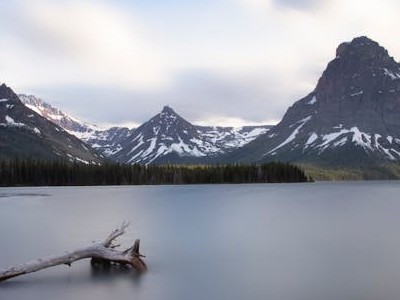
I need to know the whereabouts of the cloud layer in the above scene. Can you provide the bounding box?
[1,0,400,126]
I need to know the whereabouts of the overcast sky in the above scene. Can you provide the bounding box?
[1,0,400,128]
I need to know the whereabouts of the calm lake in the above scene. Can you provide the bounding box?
[1,182,400,300]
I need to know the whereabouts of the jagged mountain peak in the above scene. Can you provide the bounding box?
[0,84,22,104]
[156,105,186,126]
[144,105,193,135]
[19,94,61,114]
[161,105,176,115]
[320,36,397,86]
[19,94,99,134]
[336,36,387,58]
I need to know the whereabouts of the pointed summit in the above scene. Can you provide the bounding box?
[161,105,175,114]
[336,36,386,59]
[321,36,397,83]
[111,105,203,164]
[0,84,22,104]
[159,105,181,121]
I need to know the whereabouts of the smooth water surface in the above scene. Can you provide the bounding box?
[1,182,400,300]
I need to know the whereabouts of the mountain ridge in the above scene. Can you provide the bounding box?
[94,105,272,164]
[19,94,133,157]
[20,98,271,164]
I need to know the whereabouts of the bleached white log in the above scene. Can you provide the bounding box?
[0,222,147,282]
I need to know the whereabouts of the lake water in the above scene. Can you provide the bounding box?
[1,182,400,300]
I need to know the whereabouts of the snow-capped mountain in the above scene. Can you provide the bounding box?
[227,36,400,167]
[19,94,132,157]
[111,106,271,164]
[84,126,132,157]
[20,96,271,164]
[0,84,103,163]
[19,94,98,134]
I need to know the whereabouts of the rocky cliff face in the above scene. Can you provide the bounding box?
[227,36,400,166]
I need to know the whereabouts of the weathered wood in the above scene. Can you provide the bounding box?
[0,223,147,282]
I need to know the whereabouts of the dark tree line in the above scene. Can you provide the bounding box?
[0,160,310,186]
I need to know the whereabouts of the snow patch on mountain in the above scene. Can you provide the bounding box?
[307,96,317,105]
[199,126,269,149]
[305,133,318,146]
[125,124,270,164]
[170,137,206,157]
[298,126,400,160]
[350,91,364,97]
[24,104,42,115]
[0,115,43,137]
[382,68,400,80]
[266,116,312,155]
[5,115,26,127]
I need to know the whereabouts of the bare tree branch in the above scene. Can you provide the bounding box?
[0,223,146,282]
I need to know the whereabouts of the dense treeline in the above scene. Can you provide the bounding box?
[0,160,310,186]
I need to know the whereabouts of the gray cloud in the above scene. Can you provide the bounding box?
[164,70,297,124]
[4,0,400,128]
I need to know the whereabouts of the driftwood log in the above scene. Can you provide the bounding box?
[0,222,147,282]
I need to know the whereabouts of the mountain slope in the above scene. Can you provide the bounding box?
[227,36,400,169]
[19,94,131,157]
[111,106,270,164]
[19,94,98,134]
[0,84,103,163]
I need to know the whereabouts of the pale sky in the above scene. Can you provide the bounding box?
[1,0,400,127]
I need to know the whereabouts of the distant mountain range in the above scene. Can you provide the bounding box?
[5,36,400,178]
[18,95,270,164]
